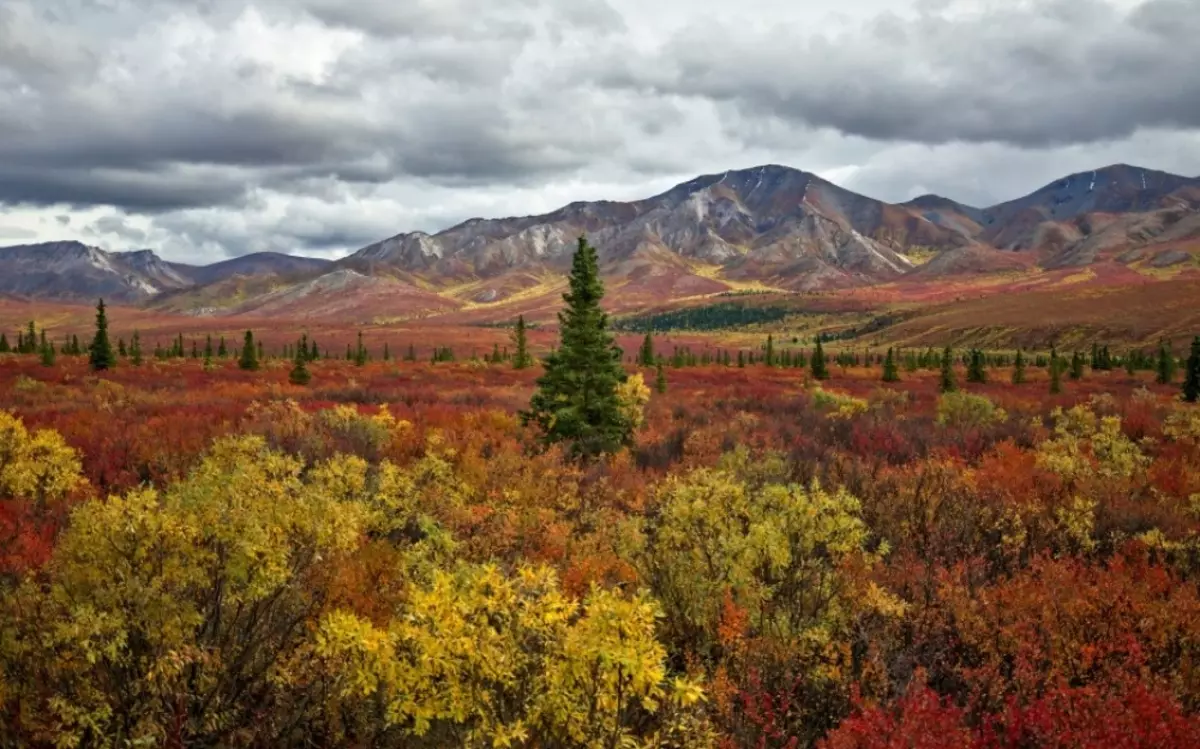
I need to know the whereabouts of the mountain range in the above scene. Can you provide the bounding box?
[3,163,1198,321]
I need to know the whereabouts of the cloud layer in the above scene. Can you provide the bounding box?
[1,0,1198,262]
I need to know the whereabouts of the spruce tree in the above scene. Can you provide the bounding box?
[765,334,776,367]
[1049,348,1063,394]
[354,332,368,366]
[0,333,7,354]
[965,349,986,384]
[1012,350,1027,384]
[939,346,958,393]
[1069,351,1085,380]
[1183,336,1200,404]
[404,343,416,362]
[654,360,667,394]
[239,331,260,371]
[811,338,829,381]
[23,321,36,354]
[639,332,655,367]
[204,335,214,360]
[130,330,143,366]
[882,347,900,383]
[1157,340,1176,385]
[512,315,532,369]
[40,338,56,367]
[88,299,115,372]
[522,236,630,459]
[289,346,312,386]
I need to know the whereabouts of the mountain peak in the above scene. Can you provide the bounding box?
[905,194,980,211]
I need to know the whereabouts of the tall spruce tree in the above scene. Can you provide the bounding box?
[1157,340,1176,385]
[1012,349,1027,384]
[23,321,36,354]
[639,332,655,367]
[130,330,143,366]
[354,332,368,366]
[512,315,532,370]
[238,331,260,371]
[811,338,829,381]
[40,337,56,367]
[1183,336,1200,404]
[654,360,667,394]
[1069,351,1085,380]
[88,299,115,372]
[939,346,958,393]
[967,349,987,384]
[882,347,900,383]
[522,237,630,459]
[1049,348,1063,394]
[289,345,312,386]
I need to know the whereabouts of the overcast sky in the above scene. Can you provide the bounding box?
[1,0,1198,263]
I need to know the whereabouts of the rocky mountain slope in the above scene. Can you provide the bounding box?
[978,165,1200,252]
[0,243,332,303]
[4,164,1198,317]
[342,165,975,296]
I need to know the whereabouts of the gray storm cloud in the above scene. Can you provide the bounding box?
[0,0,1198,262]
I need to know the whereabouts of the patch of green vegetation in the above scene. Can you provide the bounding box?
[820,313,907,341]
[613,302,793,332]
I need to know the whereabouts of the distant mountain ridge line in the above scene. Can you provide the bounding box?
[2,162,1199,312]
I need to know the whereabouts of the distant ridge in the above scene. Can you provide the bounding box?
[4,163,1198,311]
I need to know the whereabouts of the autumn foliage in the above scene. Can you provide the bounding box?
[2,339,1200,746]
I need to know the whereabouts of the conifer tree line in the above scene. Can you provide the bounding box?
[4,298,1200,404]
[4,317,1190,382]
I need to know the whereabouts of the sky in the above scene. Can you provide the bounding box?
[1,0,1198,263]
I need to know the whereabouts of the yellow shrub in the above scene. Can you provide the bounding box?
[811,387,869,420]
[935,392,1007,429]
[617,373,652,429]
[0,410,84,503]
